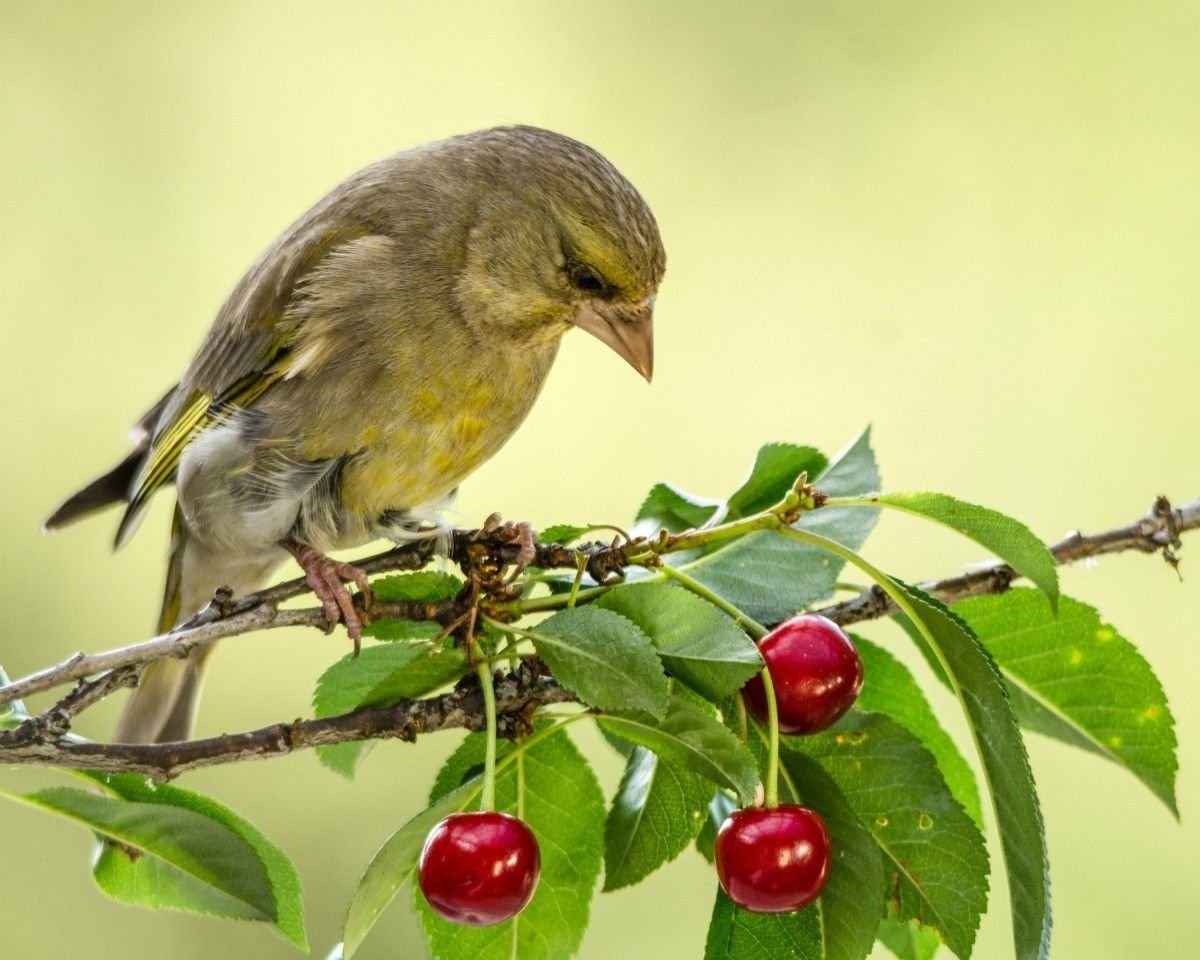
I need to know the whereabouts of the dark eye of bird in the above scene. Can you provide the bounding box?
[568,261,607,295]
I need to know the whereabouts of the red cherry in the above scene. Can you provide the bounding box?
[714,805,831,913]
[418,811,541,925]
[743,614,863,734]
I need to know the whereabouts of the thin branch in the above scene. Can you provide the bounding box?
[0,661,573,780]
[0,496,1194,779]
[821,494,1197,626]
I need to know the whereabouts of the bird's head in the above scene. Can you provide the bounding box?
[452,126,665,381]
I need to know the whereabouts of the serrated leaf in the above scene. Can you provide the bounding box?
[603,745,711,891]
[893,582,1050,960]
[796,712,988,960]
[869,493,1058,609]
[370,571,463,603]
[596,692,760,803]
[877,917,942,960]
[695,790,736,864]
[677,428,881,623]
[417,726,605,960]
[81,772,307,949]
[636,482,722,533]
[852,636,982,826]
[313,641,468,776]
[342,780,477,957]
[595,582,763,701]
[538,524,592,544]
[704,887,822,960]
[778,749,886,960]
[2,786,279,925]
[956,588,1178,815]
[723,443,829,520]
[530,606,669,718]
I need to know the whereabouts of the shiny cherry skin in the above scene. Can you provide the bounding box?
[418,811,541,925]
[715,805,831,913]
[743,614,864,734]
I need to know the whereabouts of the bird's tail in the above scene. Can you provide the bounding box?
[113,506,281,744]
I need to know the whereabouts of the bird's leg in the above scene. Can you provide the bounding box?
[475,513,538,583]
[282,539,372,650]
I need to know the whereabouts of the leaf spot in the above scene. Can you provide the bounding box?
[1068,648,1085,666]
[1096,627,1115,642]
[875,815,889,828]
[917,813,934,831]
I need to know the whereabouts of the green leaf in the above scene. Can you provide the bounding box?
[417,725,605,960]
[778,749,886,960]
[530,606,669,718]
[677,428,881,623]
[868,493,1059,609]
[704,888,822,960]
[342,780,477,957]
[595,582,763,701]
[695,791,736,864]
[956,588,1178,815]
[797,712,989,960]
[852,636,982,826]
[636,482,721,532]
[893,583,1050,960]
[877,918,942,960]
[2,786,281,927]
[362,619,443,642]
[81,772,306,949]
[538,523,592,544]
[677,531,847,627]
[723,443,829,520]
[369,570,463,603]
[603,745,711,891]
[313,641,468,776]
[597,692,761,803]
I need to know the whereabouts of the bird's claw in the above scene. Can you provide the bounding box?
[283,540,372,653]
[475,515,538,584]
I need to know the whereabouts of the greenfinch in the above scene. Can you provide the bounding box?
[46,125,665,744]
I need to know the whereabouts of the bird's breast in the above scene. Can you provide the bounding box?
[337,353,549,527]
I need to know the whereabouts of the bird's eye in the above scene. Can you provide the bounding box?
[568,261,607,295]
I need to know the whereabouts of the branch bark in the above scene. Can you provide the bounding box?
[0,496,1194,779]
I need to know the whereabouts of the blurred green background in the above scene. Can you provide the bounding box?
[2,2,1197,957]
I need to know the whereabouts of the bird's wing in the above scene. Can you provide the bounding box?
[115,219,371,546]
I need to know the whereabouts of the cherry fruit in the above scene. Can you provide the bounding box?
[743,613,863,734]
[418,811,541,925]
[715,805,831,913]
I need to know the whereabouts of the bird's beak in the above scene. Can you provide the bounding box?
[570,296,655,382]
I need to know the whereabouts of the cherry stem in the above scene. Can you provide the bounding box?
[760,664,781,808]
[475,656,498,812]
[567,554,587,608]
[734,691,749,745]
[656,564,769,639]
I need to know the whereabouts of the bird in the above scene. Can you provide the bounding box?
[45,125,665,745]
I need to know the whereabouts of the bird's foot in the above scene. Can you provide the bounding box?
[476,513,538,584]
[283,539,372,652]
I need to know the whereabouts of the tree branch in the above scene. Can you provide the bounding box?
[0,496,1194,779]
